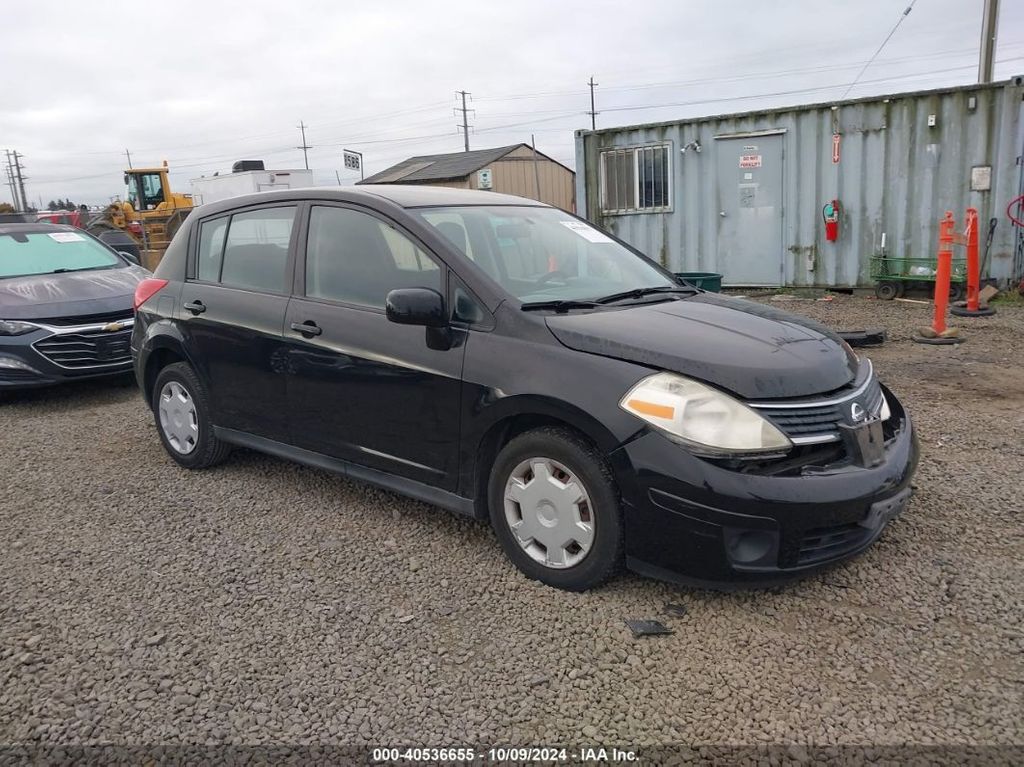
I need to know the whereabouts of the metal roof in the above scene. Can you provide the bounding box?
[359,144,529,184]
[575,76,1024,137]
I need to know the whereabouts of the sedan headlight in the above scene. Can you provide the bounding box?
[620,372,792,456]
[0,320,38,336]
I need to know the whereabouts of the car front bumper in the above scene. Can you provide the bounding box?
[611,388,919,588]
[0,328,134,390]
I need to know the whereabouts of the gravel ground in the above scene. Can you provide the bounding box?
[1,295,1022,752]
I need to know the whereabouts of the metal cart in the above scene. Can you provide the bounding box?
[869,256,967,301]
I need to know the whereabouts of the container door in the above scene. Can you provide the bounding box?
[714,134,784,286]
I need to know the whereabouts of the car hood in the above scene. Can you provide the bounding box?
[545,293,858,399]
[0,266,148,320]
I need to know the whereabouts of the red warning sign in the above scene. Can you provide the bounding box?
[739,154,762,168]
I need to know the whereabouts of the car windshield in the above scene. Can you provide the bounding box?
[0,231,121,278]
[414,206,676,303]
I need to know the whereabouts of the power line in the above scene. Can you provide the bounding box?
[26,51,1024,191]
[840,0,919,100]
[600,57,1022,115]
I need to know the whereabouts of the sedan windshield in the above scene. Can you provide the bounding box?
[0,231,121,279]
[414,206,676,303]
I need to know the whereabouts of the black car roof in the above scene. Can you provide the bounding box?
[190,184,549,219]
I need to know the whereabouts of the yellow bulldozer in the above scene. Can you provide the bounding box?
[87,161,193,270]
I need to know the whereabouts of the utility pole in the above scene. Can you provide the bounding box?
[530,134,542,201]
[587,76,599,131]
[296,121,312,170]
[125,148,133,169]
[978,0,999,83]
[4,150,20,210]
[13,152,28,212]
[455,91,473,152]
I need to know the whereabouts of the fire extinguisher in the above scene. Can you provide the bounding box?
[823,199,840,242]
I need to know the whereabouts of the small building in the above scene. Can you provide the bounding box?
[574,77,1024,287]
[359,144,575,211]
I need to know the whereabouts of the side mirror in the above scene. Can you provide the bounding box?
[385,288,446,328]
[118,250,141,266]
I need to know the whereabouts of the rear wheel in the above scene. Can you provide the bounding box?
[152,362,231,469]
[488,427,622,591]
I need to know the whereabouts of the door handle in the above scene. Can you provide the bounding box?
[290,320,322,337]
[183,300,206,314]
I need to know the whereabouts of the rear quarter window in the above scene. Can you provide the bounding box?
[194,206,296,293]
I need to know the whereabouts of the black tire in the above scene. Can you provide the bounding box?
[874,281,899,300]
[151,362,231,469]
[948,282,966,302]
[488,426,623,591]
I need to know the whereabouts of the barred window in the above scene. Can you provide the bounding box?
[600,144,671,214]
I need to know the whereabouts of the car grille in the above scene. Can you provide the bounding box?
[795,522,870,566]
[33,328,133,368]
[35,309,134,327]
[750,369,885,443]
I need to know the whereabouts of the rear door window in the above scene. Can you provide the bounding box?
[217,206,296,293]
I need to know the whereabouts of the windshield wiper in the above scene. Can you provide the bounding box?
[49,266,110,274]
[520,299,601,313]
[593,285,697,305]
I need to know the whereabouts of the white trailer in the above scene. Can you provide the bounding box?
[190,168,315,206]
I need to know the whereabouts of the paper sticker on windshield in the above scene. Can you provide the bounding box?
[559,220,612,243]
[48,232,85,243]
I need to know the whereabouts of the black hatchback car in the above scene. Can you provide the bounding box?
[132,187,917,591]
[1,223,148,390]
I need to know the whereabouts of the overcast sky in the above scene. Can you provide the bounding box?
[2,0,1021,207]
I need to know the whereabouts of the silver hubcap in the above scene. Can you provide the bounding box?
[503,457,595,569]
[158,381,198,455]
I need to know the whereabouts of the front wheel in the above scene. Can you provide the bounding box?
[488,427,623,591]
[151,362,231,469]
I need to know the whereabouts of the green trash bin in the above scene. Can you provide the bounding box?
[675,272,723,292]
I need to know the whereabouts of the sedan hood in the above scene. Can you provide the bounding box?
[0,266,148,320]
[545,293,858,399]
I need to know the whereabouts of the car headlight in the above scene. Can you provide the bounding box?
[879,392,892,421]
[620,372,792,456]
[0,320,38,336]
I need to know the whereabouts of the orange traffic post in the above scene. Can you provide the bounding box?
[951,206,997,318]
[965,208,979,310]
[914,211,965,344]
[932,212,954,335]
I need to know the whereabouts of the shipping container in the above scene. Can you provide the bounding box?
[575,77,1024,287]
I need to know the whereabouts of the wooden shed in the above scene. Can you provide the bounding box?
[359,144,575,212]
